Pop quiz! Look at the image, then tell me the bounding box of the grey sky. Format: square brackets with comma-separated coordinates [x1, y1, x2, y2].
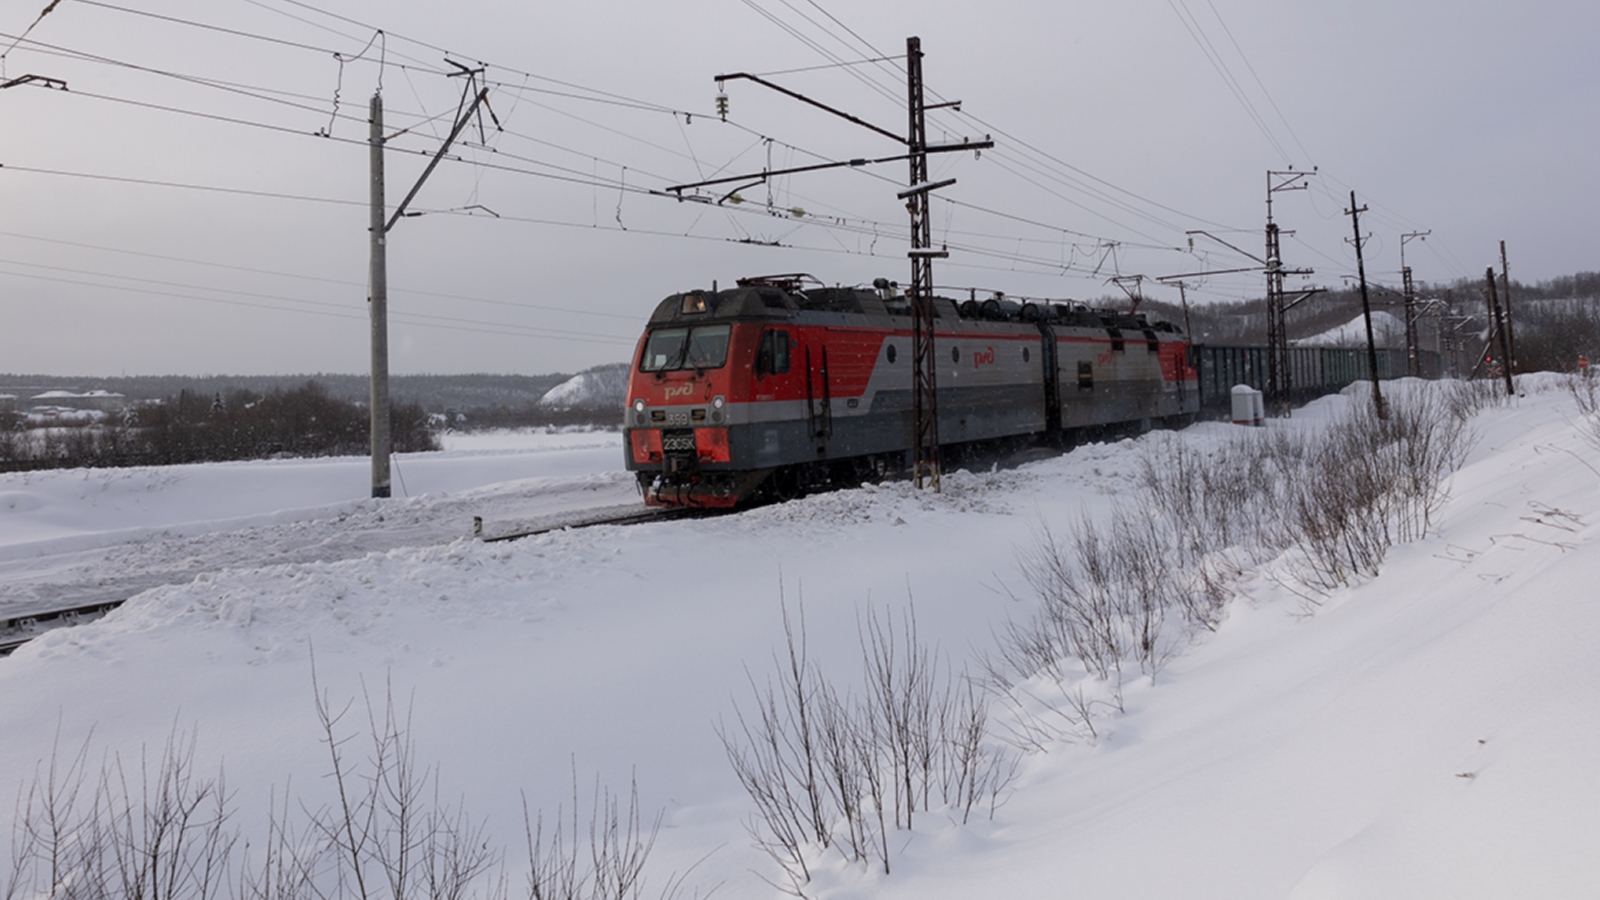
[1, 0, 1594, 377]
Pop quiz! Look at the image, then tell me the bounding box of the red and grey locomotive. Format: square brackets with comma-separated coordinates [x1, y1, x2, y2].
[623, 274, 1198, 507]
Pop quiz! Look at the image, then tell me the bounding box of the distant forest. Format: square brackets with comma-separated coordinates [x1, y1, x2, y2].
[0, 372, 573, 414]
[0, 369, 627, 432]
[0, 381, 436, 471]
[0, 367, 630, 470]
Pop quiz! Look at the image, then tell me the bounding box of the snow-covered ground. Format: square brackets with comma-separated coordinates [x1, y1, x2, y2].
[1, 380, 1597, 898]
[0, 428, 634, 614]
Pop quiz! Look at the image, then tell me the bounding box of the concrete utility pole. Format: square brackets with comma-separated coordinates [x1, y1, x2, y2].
[366, 75, 492, 499]
[1345, 191, 1388, 419]
[368, 92, 391, 498]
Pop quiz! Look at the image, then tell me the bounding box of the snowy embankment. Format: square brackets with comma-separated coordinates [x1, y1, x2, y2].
[1, 378, 1597, 899]
[0, 428, 634, 615]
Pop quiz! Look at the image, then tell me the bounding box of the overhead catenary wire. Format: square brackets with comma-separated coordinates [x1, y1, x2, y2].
[0, 264, 637, 346]
[0, 155, 1175, 284]
[1164, 0, 1292, 164]
[739, 0, 1248, 236]
[0, 228, 639, 321]
[15, 0, 1456, 326]
[7, 6, 1213, 272]
[0, 158, 1159, 293]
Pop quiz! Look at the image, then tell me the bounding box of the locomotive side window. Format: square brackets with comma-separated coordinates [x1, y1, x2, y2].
[640, 324, 732, 372]
[757, 329, 791, 375]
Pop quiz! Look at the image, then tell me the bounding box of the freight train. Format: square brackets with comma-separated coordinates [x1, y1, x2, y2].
[622, 274, 1435, 508]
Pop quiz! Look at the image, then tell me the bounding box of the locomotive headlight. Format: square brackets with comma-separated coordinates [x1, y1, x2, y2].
[633, 399, 646, 412]
[712, 395, 725, 409]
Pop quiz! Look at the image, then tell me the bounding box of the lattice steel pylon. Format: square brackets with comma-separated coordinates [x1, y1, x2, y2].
[1265, 170, 1312, 416]
[906, 36, 942, 492]
[1400, 230, 1430, 377]
[1264, 219, 1288, 414]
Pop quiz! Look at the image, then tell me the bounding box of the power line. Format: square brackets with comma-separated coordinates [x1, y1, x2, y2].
[1200, 0, 1313, 165]
[30, 2, 1310, 294]
[72, 0, 366, 59]
[27, 6, 1209, 268]
[709, 4, 1216, 256]
[1165, 0, 1292, 164]
[0, 161, 366, 205]
[0, 228, 639, 321]
[0, 264, 636, 345]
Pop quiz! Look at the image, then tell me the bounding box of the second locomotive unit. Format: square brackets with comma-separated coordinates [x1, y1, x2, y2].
[623, 274, 1198, 508]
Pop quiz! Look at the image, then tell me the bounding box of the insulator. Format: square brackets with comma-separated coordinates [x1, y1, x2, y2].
[715, 90, 729, 119]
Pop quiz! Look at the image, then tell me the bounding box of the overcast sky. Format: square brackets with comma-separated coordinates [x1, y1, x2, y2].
[1, 0, 1594, 377]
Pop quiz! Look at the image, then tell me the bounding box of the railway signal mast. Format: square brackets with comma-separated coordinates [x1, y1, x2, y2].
[668, 37, 990, 492]
[1399, 230, 1431, 377]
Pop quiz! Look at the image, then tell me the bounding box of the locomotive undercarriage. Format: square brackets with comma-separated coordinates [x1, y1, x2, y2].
[636, 449, 907, 508]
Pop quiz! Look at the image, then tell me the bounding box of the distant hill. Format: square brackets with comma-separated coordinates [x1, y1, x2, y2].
[536, 363, 630, 410]
[1297, 311, 1407, 348]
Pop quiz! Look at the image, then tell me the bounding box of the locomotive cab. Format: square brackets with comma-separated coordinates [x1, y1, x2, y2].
[624, 283, 798, 507]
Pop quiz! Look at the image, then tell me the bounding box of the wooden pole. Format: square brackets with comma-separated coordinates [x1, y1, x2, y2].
[1485, 267, 1514, 396]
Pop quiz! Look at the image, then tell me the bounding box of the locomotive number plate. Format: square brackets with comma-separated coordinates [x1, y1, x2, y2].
[665, 411, 690, 426]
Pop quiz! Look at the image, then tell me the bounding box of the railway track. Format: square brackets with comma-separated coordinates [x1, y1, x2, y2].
[1, 501, 707, 657]
[474, 502, 707, 542]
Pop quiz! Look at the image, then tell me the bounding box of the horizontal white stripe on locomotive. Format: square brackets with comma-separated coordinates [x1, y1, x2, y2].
[862, 333, 1173, 389]
[726, 384, 1049, 428]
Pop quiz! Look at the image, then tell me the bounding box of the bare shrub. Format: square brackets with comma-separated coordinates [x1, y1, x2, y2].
[1286, 388, 1475, 592]
[522, 772, 659, 900]
[1005, 506, 1198, 687]
[1565, 369, 1600, 452]
[1569, 369, 1600, 417]
[278, 675, 500, 900]
[720, 597, 1014, 890]
[1000, 379, 1481, 744]
[1443, 376, 1505, 420]
[8, 688, 666, 900]
[5, 725, 237, 900]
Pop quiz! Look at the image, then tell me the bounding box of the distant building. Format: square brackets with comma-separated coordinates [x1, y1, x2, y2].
[28, 390, 126, 412]
[0, 394, 16, 415]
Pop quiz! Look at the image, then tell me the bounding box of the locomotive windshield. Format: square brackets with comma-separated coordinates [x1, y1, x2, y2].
[640, 324, 731, 372]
